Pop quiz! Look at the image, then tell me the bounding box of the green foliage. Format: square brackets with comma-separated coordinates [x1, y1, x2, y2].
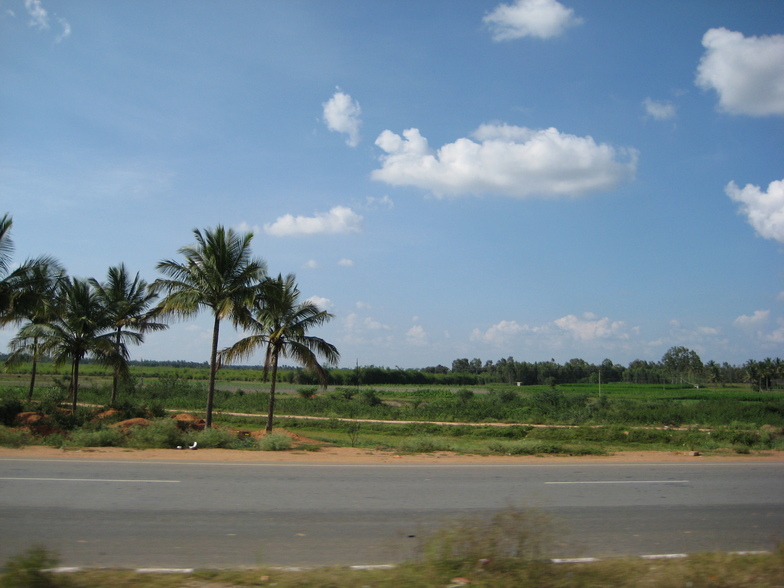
[257, 432, 292, 451]
[0, 425, 33, 447]
[0, 546, 66, 588]
[397, 436, 453, 453]
[0, 397, 24, 426]
[487, 439, 566, 455]
[187, 426, 238, 449]
[67, 426, 123, 447]
[125, 418, 185, 449]
[418, 506, 551, 577]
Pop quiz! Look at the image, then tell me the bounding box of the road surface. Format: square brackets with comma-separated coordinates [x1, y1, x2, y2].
[1, 457, 781, 567]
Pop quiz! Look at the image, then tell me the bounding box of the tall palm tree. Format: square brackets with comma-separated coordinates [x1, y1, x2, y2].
[90, 263, 168, 404]
[0, 213, 61, 321]
[18, 277, 116, 411]
[152, 225, 266, 427]
[221, 273, 339, 432]
[5, 260, 66, 400]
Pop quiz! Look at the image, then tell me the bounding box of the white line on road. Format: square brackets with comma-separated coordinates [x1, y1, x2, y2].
[544, 480, 689, 485]
[0, 477, 180, 483]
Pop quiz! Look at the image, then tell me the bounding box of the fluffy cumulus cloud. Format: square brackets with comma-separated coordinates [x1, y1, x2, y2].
[725, 179, 784, 243]
[471, 320, 525, 346]
[372, 124, 637, 198]
[263, 206, 363, 237]
[643, 98, 676, 121]
[733, 310, 770, 330]
[406, 325, 428, 346]
[322, 90, 362, 147]
[483, 0, 581, 41]
[696, 28, 784, 116]
[305, 295, 333, 310]
[554, 313, 632, 342]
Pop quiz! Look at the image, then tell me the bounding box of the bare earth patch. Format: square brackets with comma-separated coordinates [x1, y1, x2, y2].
[1, 432, 782, 465]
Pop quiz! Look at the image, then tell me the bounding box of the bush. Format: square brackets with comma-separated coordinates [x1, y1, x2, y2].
[0, 425, 32, 448]
[0, 546, 65, 588]
[187, 427, 237, 449]
[0, 398, 25, 426]
[419, 506, 551, 576]
[67, 426, 123, 448]
[125, 418, 185, 449]
[258, 432, 292, 451]
[398, 436, 453, 453]
[487, 440, 566, 455]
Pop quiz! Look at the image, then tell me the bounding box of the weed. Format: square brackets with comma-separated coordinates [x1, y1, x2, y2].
[124, 418, 185, 449]
[67, 426, 123, 448]
[398, 436, 453, 453]
[0, 546, 66, 588]
[258, 432, 293, 451]
[0, 425, 32, 448]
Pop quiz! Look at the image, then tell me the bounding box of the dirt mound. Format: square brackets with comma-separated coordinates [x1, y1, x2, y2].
[171, 413, 206, 431]
[111, 417, 151, 430]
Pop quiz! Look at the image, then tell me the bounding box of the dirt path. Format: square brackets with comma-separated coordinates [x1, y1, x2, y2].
[1, 444, 782, 465]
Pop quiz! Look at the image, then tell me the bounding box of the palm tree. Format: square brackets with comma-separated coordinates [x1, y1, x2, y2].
[18, 277, 116, 411]
[152, 225, 266, 428]
[221, 273, 339, 432]
[5, 260, 66, 400]
[0, 213, 61, 321]
[90, 264, 168, 403]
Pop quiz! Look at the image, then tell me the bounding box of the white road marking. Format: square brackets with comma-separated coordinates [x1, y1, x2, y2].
[544, 480, 689, 484]
[0, 477, 179, 483]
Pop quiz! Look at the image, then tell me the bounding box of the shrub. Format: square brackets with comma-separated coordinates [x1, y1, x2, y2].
[258, 432, 292, 451]
[487, 440, 565, 455]
[0, 398, 25, 426]
[419, 506, 551, 576]
[398, 436, 453, 453]
[0, 425, 32, 448]
[0, 546, 64, 588]
[125, 418, 185, 449]
[297, 387, 317, 399]
[187, 427, 237, 449]
[68, 426, 123, 448]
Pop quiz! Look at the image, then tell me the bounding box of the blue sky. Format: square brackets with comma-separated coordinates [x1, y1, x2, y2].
[2, 0, 783, 369]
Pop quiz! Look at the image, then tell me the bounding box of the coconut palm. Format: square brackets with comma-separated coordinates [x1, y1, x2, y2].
[152, 225, 266, 427]
[221, 273, 339, 432]
[19, 277, 117, 411]
[0, 213, 61, 321]
[5, 260, 66, 400]
[90, 263, 168, 403]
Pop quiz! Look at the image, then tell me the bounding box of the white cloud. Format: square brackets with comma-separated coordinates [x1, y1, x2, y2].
[372, 124, 637, 198]
[406, 325, 428, 346]
[725, 179, 784, 243]
[733, 310, 770, 330]
[554, 313, 632, 342]
[234, 221, 261, 234]
[24, 0, 48, 29]
[643, 98, 676, 121]
[696, 28, 784, 116]
[24, 0, 70, 41]
[55, 16, 70, 42]
[302, 259, 319, 269]
[264, 205, 363, 237]
[484, 0, 581, 41]
[322, 90, 362, 147]
[305, 295, 333, 310]
[471, 320, 525, 346]
[365, 195, 394, 209]
[337, 258, 354, 267]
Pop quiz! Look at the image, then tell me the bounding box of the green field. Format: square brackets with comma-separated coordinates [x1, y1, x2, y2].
[2, 361, 783, 455]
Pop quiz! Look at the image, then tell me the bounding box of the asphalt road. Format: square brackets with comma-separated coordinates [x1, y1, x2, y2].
[1, 457, 782, 567]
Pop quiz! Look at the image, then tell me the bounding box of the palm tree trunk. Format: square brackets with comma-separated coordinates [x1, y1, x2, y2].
[265, 348, 279, 433]
[111, 328, 121, 404]
[71, 356, 80, 412]
[206, 314, 221, 428]
[27, 338, 38, 401]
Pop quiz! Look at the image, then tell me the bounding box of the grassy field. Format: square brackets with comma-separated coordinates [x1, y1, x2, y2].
[1, 362, 783, 455]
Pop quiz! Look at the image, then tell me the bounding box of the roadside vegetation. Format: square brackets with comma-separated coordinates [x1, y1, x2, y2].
[4, 511, 784, 587]
[1, 372, 782, 456]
